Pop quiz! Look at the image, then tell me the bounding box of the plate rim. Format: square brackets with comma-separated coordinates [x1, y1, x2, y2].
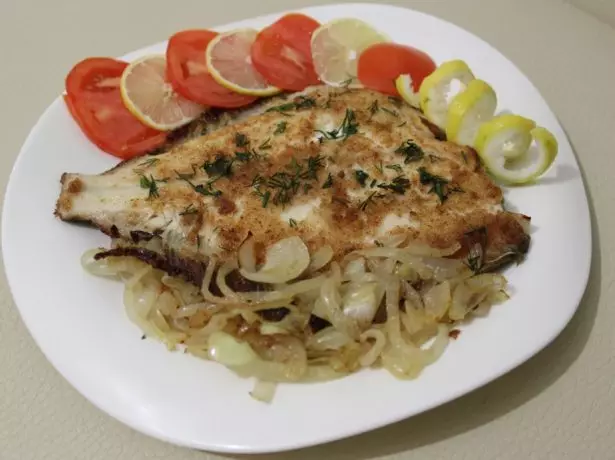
[2, 2, 593, 454]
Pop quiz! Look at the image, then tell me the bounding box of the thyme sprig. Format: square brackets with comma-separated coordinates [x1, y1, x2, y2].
[274, 121, 287, 134]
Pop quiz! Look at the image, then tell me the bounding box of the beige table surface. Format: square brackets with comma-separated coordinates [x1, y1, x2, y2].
[1, 0, 614, 458]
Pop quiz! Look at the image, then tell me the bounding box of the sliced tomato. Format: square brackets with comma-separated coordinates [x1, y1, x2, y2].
[251, 13, 320, 91]
[357, 43, 437, 95]
[65, 57, 166, 159]
[166, 30, 258, 108]
[266, 14, 321, 66]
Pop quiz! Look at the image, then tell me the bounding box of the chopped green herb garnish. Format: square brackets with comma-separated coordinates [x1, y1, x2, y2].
[354, 170, 369, 187]
[195, 183, 222, 197]
[316, 109, 359, 141]
[288, 157, 301, 175]
[385, 164, 403, 174]
[395, 140, 424, 163]
[270, 102, 296, 115]
[253, 187, 271, 208]
[192, 182, 222, 197]
[179, 204, 199, 216]
[235, 132, 249, 148]
[304, 155, 325, 179]
[267, 172, 298, 205]
[428, 154, 441, 163]
[322, 173, 333, 189]
[375, 161, 384, 175]
[203, 155, 233, 178]
[359, 191, 385, 211]
[266, 102, 295, 116]
[300, 155, 325, 177]
[294, 96, 316, 110]
[340, 77, 355, 88]
[289, 218, 298, 228]
[370, 179, 378, 188]
[274, 121, 287, 135]
[381, 107, 399, 117]
[139, 175, 161, 199]
[418, 168, 445, 184]
[251, 174, 265, 187]
[177, 172, 222, 198]
[266, 96, 316, 116]
[234, 132, 264, 162]
[251, 155, 326, 207]
[138, 157, 160, 169]
[375, 240, 384, 247]
[397, 121, 407, 127]
[377, 176, 411, 195]
[259, 138, 272, 150]
[235, 151, 254, 162]
[369, 100, 379, 116]
[418, 167, 451, 203]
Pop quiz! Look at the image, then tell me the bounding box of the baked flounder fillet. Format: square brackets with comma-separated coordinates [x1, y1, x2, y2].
[56, 86, 530, 284]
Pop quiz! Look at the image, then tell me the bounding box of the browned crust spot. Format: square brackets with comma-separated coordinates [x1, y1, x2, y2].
[217, 197, 236, 216]
[54, 173, 73, 216]
[67, 177, 83, 193]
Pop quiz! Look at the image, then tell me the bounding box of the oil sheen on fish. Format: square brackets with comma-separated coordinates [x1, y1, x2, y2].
[55, 86, 530, 283]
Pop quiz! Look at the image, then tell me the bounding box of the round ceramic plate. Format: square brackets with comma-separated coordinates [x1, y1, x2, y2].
[2, 3, 591, 454]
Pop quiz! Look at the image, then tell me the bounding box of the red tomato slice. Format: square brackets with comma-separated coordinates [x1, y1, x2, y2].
[357, 43, 436, 95]
[251, 13, 320, 91]
[166, 30, 258, 108]
[65, 57, 166, 159]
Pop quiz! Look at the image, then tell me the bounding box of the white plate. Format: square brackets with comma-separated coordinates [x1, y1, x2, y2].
[2, 3, 591, 454]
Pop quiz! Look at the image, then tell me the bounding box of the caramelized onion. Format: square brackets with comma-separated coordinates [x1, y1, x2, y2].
[81, 229, 510, 402]
[240, 236, 310, 283]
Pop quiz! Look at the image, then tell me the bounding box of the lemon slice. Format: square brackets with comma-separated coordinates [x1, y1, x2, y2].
[120, 55, 204, 131]
[419, 60, 475, 129]
[206, 29, 281, 97]
[475, 114, 536, 159]
[311, 18, 390, 86]
[446, 79, 497, 146]
[395, 74, 420, 108]
[475, 114, 558, 184]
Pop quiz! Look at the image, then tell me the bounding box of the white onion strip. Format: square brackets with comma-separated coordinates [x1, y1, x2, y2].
[359, 328, 386, 367]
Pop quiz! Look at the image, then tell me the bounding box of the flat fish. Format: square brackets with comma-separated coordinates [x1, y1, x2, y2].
[56, 86, 530, 283]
